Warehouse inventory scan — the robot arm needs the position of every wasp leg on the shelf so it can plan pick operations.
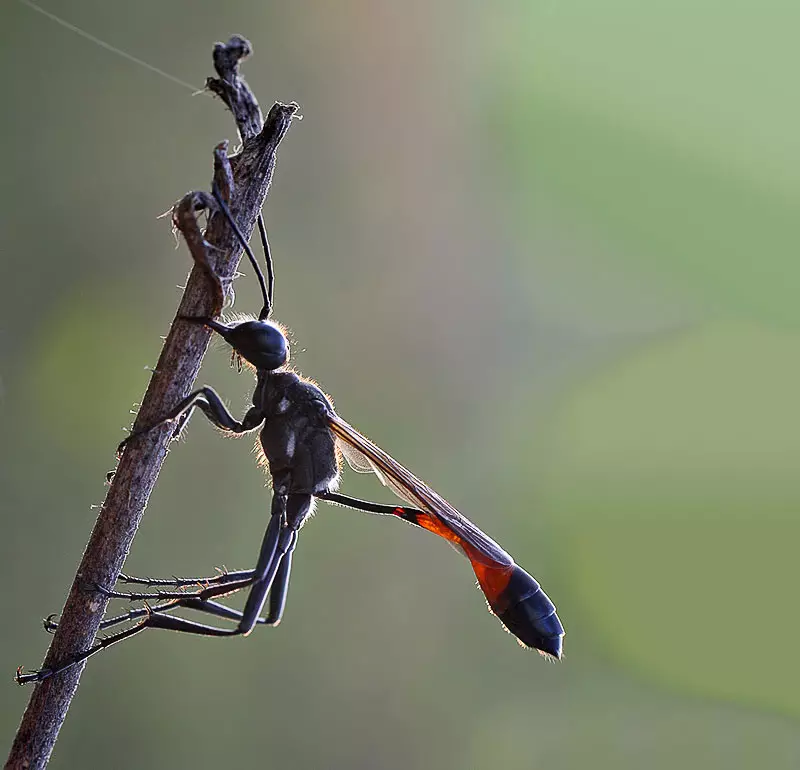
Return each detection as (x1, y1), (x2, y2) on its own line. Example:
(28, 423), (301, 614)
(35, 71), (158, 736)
(43, 601), (182, 634)
(116, 569), (255, 588)
(94, 576), (256, 603)
(18, 494), (302, 684)
(97, 568), (258, 602)
(264, 540), (293, 626)
(118, 387), (264, 457)
(44, 595), (277, 638)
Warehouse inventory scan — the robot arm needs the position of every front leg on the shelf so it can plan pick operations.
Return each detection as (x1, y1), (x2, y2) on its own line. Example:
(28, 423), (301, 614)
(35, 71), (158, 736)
(118, 386), (264, 456)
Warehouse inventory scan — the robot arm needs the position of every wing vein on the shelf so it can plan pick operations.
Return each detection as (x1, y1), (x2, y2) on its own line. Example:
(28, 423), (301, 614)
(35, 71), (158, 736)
(329, 414), (513, 567)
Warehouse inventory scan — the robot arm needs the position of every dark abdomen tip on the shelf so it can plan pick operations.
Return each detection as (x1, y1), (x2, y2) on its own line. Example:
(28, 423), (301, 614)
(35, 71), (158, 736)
(494, 566), (564, 659)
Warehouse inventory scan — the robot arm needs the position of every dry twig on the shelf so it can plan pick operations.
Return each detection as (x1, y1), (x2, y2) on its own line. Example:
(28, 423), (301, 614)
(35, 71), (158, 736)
(6, 36), (299, 769)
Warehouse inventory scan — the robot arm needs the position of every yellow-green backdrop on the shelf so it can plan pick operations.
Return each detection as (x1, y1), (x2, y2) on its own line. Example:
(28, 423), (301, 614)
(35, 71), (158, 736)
(2, 1), (798, 767)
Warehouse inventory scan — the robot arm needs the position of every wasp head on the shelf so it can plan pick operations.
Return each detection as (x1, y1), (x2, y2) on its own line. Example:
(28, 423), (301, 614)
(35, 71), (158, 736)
(189, 316), (289, 371)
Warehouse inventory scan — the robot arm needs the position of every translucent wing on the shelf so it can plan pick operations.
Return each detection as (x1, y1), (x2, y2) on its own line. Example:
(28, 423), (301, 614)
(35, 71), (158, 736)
(338, 439), (375, 474)
(337, 433), (418, 508)
(329, 412), (513, 568)
(328, 411), (565, 659)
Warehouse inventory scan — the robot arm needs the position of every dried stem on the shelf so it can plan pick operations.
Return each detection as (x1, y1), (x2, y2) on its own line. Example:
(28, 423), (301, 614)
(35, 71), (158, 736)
(6, 37), (299, 770)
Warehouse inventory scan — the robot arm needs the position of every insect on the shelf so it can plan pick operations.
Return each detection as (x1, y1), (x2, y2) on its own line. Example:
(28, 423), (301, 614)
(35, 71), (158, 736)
(18, 184), (563, 683)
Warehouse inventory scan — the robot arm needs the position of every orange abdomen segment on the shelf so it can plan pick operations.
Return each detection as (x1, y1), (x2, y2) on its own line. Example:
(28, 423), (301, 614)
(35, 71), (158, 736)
(392, 507), (564, 657)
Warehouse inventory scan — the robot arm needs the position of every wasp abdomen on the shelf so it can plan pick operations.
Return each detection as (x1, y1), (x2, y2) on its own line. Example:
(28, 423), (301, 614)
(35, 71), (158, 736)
(494, 565), (564, 659)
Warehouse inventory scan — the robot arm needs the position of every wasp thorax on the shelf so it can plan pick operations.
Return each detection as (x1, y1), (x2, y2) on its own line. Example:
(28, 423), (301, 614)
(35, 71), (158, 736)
(212, 319), (289, 371)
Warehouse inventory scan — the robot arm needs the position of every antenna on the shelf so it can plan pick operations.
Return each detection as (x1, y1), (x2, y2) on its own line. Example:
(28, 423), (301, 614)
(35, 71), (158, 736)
(20, 0), (277, 319)
(256, 214), (275, 318)
(211, 184), (273, 320)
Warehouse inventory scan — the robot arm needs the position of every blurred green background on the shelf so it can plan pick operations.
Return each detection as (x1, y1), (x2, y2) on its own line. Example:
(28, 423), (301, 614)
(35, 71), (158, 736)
(2, 1), (799, 767)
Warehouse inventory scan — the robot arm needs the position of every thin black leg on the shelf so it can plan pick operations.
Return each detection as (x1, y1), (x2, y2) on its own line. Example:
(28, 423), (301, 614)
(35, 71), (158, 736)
(264, 532), (296, 625)
(96, 576), (257, 603)
(99, 502), (285, 605)
(45, 602), (170, 632)
(259, 492), (310, 625)
(257, 214), (275, 317)
(100, 498), (296, 636)
(45, 600), (180, 633)
(95, 602), (179, 630)
(166, 597), (279, 627)
(211, 183), (273, 320)
(19, 497), (293, 684)
(46, 593), (280, 637)
(117, 569), (255, 588)
(237, 520), (293, 633)
(100, 568), (258, 602)
(19, 605), (271, 683)
(17, 621), (155, 684)
(118, 387), (264, 456)
(21, 587), (274, 686)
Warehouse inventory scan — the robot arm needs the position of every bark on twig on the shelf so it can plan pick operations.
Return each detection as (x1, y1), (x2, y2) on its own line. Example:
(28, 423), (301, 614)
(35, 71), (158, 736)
(6, 37), (299, 770)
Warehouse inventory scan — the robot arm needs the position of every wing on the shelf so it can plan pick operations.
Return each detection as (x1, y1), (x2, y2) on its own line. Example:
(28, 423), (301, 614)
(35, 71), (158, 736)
(329, 412), (565, 659)
(328, 411), (564, 658)
(329, 413), (513, 569)
(337, 435), (420, 509)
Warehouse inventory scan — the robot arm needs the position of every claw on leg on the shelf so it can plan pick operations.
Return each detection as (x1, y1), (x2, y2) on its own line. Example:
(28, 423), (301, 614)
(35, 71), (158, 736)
(43, 614), (59, 633)
(16, 665), (53, 685)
